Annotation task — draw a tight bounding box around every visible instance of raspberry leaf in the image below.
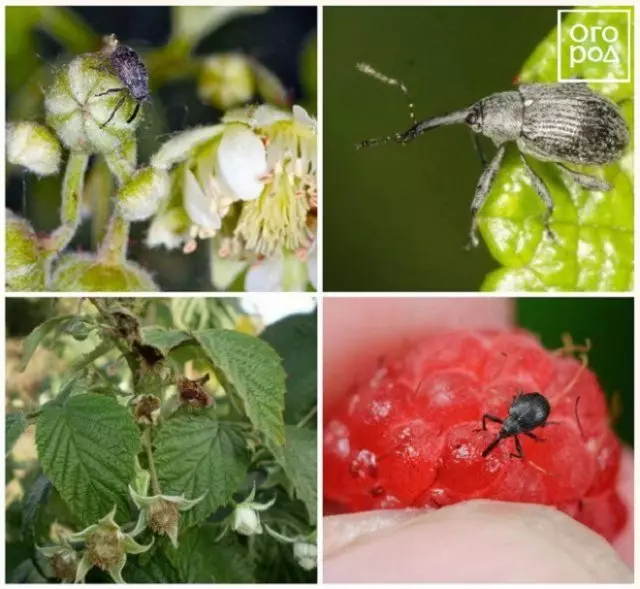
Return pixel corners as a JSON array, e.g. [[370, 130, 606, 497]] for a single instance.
[[140, 326, 191, 355], [480, 10, 633, 291], [21, 314, 78, 370], [261, 312, 317, 425], [153, 410, 250, 529], [194, 328, 286, 445], [269, 425, 317, 522], [35, 393, 139, 525], [168, 527, 255, 582], [6, 411, 27, 455]]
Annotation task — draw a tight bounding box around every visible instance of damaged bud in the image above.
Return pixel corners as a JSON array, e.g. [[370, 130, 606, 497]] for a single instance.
[[49, 549, 79, 582], [86, 525, 125, 571], [111, 310, 140, 341], [178, 375, 213, 408], [132, 394, 161, 425], [132, 340, 165, 366]]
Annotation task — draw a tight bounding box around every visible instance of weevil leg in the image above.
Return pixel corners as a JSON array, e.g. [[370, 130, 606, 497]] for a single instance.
[[466, 144, 507, 249], [555, 163, 612, 192], [95, 87, 125, 98], [100, 95, 127, 128], [481, 433, 504, 458], [127, 101, 141, 123], [510, 436, 525, 459], [523, 431, 544, 442], [519, 153, 556, 243], [474, 413, 503, 433], [471, 132, 488, 168]]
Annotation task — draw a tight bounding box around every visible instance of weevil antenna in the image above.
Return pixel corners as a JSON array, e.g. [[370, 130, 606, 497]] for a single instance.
[[356, 62, 416, 124], [356, 108, 471, 150]]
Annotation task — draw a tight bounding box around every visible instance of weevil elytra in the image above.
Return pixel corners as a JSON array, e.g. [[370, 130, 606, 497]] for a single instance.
[[95, 34, 150, 129], [355, 63, 630, 247]]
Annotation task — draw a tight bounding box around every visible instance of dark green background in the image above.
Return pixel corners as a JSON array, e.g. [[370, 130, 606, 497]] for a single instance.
[[517, 298, 633, 446], [324, 6, 561, 291]]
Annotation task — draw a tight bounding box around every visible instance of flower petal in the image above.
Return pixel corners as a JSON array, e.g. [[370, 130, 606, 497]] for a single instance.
[[183, 168, 222, 229], [245, 258, 284, 292], [217, 126, 267, 201]]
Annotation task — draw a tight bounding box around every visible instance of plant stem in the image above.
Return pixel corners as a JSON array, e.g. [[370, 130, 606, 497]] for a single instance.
[[296, 405, 317, 428], [98, 213, 131, 264], [45, 150, 89, 256], [143, 428, 162, 495]]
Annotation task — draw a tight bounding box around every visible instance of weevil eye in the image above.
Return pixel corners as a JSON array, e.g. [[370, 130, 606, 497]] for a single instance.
[[465, 110, 479, 128]]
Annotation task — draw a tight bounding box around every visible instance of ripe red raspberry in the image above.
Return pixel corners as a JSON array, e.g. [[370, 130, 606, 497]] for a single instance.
[[324, 329, 626, 541]]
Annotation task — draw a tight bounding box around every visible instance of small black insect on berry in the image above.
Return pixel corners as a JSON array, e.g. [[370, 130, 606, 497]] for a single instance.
[[95, 35, 149, 129], [477, 390, 558, 459]]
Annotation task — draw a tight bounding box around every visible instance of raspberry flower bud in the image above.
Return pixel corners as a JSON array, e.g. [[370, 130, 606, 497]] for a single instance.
[[198, 53, 255, 109], [293, 541, 318, 571], [7, 121, 62, 176], [51, 253, 158, 291], [116, 167, 170, 221], [6, 210, 47, 291], [45, 51, 142, 154], [129, 485, 205, 548], [265, 526, 317, 571], [68, 506, 153, 584], [229, 484, 276, 536], [38, 541, 83, 582]]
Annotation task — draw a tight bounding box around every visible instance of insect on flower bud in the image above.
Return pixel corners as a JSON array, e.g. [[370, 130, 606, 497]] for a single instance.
[[7, 121, 62, 176]]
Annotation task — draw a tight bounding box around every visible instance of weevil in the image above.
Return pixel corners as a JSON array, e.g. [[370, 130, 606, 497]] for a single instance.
[[355, 63, 630, 247], [477, 391, 557, 459], [95, 34, 149, 129]]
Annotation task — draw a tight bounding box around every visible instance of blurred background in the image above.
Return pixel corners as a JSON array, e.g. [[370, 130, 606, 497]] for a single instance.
[[517, 298, 633, 446], [6, 6, 317, 291], [324, 6, 566, 291]]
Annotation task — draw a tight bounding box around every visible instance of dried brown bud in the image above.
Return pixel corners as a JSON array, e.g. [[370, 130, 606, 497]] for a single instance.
[[132, 394, 161, 425], [177, 376, 212, 408], [86, 526, 125, 570], [50, 550, 78, 582], [148, 499, 180, 535]]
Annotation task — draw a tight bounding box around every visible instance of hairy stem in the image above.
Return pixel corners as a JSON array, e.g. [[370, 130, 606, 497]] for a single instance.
[[143, 428, 162, 495], [98, 213, 131, 264]]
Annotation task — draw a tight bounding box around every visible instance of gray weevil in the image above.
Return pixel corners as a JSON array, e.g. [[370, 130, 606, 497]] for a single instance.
[[476, 391, 556, 459], [356, 63, 630, 247], [95, 34, 149, 129]]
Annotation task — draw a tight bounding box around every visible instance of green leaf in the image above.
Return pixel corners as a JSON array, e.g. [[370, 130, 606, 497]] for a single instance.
[[123, 549, 181, 583], [21, 472, 52, 547], [35, 393, 139, 525], [269, 425, 317, 522], [154, 411, 250, 528], [21, 315, 77, 370], [70, 340, 115, 373], [261, 312, 317, 425], [480, 10, 634, 292], [194, 329, 286, 444], [6, 412, 27, 455], [140, 326, 192, 355], [171, 527, 254, 583]]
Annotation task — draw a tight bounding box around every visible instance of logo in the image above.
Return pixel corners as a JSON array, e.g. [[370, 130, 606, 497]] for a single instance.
[[557, 10, 631, 83]]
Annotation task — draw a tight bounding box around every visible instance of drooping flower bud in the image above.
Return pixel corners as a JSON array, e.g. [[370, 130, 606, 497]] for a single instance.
[[51, 253, 158, 292], [6, 210, 47, 291], [293, 541, 317, 571], [7, 121, 62, 176], [116, 167, 170, 221], [198, 53, 255, 110]]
